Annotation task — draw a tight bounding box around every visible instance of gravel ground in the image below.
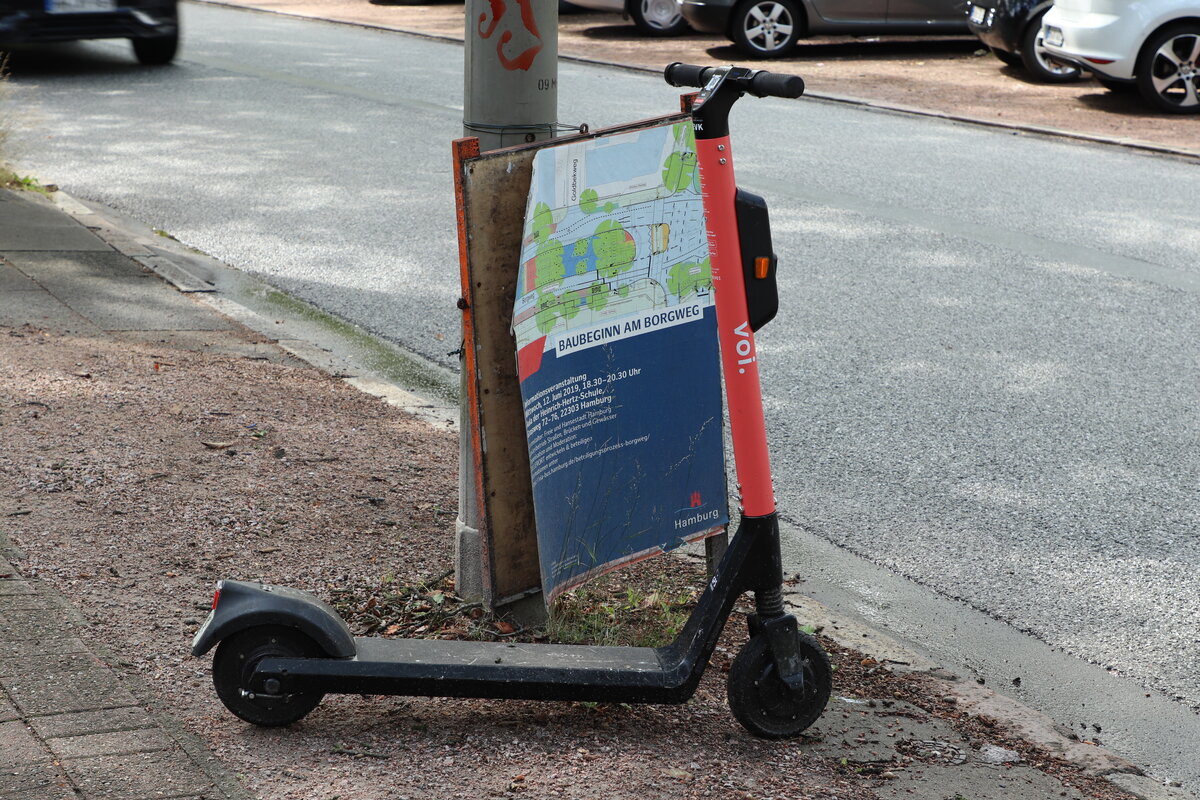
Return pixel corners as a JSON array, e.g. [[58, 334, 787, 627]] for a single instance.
[[0, 324, 873, 800]]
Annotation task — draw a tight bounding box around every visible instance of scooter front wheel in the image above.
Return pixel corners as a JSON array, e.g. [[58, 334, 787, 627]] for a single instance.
[[727, 631, 831, 738], [212, 625, 325, 727]]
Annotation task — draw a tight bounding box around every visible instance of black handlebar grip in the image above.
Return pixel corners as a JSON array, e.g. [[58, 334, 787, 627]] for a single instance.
[[748, 70, 805, 99], [664, 62, 714, 88]]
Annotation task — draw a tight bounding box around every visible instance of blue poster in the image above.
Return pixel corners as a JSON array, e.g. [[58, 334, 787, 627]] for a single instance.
[[512, 122, 729, 601]]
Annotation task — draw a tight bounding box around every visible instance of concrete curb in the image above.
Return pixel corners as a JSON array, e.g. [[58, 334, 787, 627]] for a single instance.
[[47, 185, 1197, 800], [189, 0, 1200, 164]]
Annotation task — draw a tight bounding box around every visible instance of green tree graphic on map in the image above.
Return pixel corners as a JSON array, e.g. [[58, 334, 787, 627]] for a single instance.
[[572, 239, 590, 274], [661, 151, 697, 193], [535, 239, 565, 285], [531, 201, 554, 240], [593, 220, 634, 279], [667, 257, 713, 299], [585, 281, 609, 312], [535, 289, 557, 333], [579, 188, 599, 215]]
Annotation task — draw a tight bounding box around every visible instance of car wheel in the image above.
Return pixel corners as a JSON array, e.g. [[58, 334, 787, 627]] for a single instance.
[[991, 47, 1021, 68], [1135, 24, 1200, 114], [629, 0, 688, 36], [731, 0, 801, 59], [131, 31, 178, 65], [1019, 10, 1080, 83]]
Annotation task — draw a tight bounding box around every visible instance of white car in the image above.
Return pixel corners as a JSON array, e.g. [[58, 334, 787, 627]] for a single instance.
[[1041, 0, 1200, 113], [565, 0, 689, 35]]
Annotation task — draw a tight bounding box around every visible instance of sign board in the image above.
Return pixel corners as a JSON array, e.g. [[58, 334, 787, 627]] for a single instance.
[[512, 121, 729, 601]]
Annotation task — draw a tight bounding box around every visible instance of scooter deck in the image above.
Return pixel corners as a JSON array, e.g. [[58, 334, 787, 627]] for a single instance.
[[258, 636, 697, 704], [205, 515, 782, 706]]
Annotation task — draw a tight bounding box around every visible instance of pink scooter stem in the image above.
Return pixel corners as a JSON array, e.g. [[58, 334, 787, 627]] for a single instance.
[[694, 135, 776, 517], [672, 63, 802, 516]]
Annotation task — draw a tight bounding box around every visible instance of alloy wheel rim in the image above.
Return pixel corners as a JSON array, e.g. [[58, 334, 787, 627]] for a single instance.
[[1150, 33, 1200, 108], [744, 2, 794, 53], [641, 0, 681, 29]]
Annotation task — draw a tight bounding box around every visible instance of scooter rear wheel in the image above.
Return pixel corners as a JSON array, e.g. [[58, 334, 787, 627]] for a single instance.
[[727, 631, 831, 738], [212, 625, 325, 726]]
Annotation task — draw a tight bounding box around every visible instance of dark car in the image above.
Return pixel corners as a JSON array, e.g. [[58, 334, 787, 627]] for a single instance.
[[678, 0, 971, 59], [966, 0, 1079, 82], [0, 0, 179, 64]]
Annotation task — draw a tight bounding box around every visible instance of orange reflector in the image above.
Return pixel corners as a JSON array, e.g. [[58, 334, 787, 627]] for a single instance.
[[755, 257, 771, 279]]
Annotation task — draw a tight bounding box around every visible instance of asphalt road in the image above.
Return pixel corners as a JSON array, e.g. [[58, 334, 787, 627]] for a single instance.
[[6, 1, 1199, 785]]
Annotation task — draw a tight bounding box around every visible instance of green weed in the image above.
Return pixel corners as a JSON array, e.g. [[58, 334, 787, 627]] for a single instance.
[[546, 578, 698, 648], [1, 172, 39, 191]]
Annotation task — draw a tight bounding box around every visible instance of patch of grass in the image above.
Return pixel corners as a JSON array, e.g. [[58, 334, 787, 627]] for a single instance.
[[546, 575, 698, 648], [0, 169, 50, 194]]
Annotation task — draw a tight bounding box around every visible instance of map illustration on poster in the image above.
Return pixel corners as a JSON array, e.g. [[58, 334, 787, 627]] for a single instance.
[[513, 121, 729, 602]]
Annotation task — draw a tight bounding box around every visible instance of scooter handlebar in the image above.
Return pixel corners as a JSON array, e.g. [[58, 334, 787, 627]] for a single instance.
[[663, 63, 805, 99], [664, 62, 715, 89], [748, 70, 805, 99]]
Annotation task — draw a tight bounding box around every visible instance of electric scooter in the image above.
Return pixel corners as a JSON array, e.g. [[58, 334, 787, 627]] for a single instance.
[[191, 63, 832, 739]]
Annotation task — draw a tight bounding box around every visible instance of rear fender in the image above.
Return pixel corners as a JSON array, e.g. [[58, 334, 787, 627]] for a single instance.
[[190, 580, 356, 658]]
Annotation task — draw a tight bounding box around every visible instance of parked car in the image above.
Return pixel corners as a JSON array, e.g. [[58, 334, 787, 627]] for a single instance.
[[1041, 0, 1200, 113], [0, 0, 178, 64], [678, 0, 971, 58], [967, 0, 1081, 82], [566, 0, 689, 35]]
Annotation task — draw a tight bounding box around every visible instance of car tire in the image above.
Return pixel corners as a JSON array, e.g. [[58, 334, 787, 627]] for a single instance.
[[628, 0, 688, 36], [991, 47, 1021, 68], [1135, 23, 1200, 114], [1019, 10, 1080, 83], [730, 0, 802, 59], [132, 31, 178, 65]]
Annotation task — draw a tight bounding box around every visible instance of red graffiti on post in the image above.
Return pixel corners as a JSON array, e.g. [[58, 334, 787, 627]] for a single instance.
[[477, 0, 543, 72]]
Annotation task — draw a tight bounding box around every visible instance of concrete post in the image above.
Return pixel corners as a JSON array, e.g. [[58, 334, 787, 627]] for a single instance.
[[457, 0, 558, 614], [463, 0, 559, 151]]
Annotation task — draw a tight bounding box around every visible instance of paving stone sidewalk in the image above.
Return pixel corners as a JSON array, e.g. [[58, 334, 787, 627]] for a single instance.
[[0, 560, 234, 800]]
